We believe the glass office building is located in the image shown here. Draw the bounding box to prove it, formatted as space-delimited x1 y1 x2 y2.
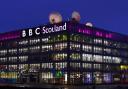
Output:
0 21 128 85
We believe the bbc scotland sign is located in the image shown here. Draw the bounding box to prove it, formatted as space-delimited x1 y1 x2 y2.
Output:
22 22 67 37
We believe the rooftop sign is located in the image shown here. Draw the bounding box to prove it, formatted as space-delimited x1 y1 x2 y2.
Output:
22 22 67 37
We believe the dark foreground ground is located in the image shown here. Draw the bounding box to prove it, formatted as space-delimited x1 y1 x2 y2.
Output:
0 84 128 89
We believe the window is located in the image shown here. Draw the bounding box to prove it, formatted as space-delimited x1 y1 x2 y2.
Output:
9 65 17 71
82 45 92 52
42 63 53 69
0 57 7 62
70 34 82 42
82 54 93 61
9 57 17 62
54 34 67 42
82 63 92 69
70 53 81 60
103 56 112 63
94 64 101 70
19 64 29 73
42 45 53 52
93 55 102 62
19 48 28 53
94 38 102 45
19 56 28 62
94 46 102 54
55 62 67 69
30 38 40 45
103 48 111 54
70 63 80 69
19 40 28 45
112 57 121 63
30 46 40 53
29 64 40 72
70 43 81 51
83 72 92 84
0 50 7 56
8 49 17 55
53 53 67 61
54 43 67 51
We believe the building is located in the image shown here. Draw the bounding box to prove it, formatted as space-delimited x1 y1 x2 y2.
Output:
0 21 128 85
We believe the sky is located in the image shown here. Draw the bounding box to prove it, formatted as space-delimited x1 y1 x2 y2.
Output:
0 0 128 35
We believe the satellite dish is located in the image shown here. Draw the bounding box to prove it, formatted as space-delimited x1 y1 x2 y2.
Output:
71 11 81 22
49 12 62 24
85 22 93 27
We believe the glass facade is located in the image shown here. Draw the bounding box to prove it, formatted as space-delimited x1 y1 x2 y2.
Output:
0 21 128 85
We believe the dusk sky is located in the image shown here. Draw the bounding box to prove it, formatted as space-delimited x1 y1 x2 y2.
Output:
0 0 128 35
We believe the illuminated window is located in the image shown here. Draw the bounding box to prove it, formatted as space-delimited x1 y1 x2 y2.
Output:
94 64 101 70
19 40 28 45
19 56 28 62
93 55 102 62
30 38 40 45
94 46 102 53
19 48 28 53
42 63 53 69
82 54 93 61
9 57 17 62
29 64 40 72
103 48 111 54
70 63 80 68
8 49 17 55
0 57 7 62
70 53 81 60
30 46 40 53
103 56 112 63
112 57 121 63
42 45 53 52
54 43 67 51
53 53 67 61
19 64 29 73
94 38 102 45
70 43 80 51
0 50 7 56
82 63 92 69
82 45 92 52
